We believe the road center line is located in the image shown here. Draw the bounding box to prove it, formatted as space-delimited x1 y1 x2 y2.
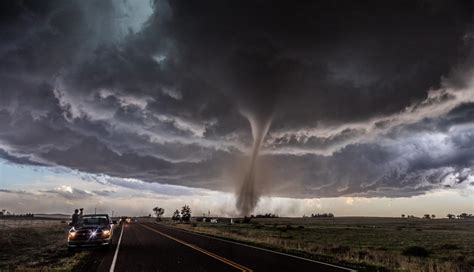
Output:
109 223 125 272
154 222 356 272
139 223 252 272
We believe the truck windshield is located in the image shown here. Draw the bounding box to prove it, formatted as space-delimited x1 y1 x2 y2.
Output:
79 216 109 226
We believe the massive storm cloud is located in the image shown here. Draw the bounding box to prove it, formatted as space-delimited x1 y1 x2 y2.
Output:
1 0 474 214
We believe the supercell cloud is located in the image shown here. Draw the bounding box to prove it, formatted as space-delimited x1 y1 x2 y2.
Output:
1 0 474 213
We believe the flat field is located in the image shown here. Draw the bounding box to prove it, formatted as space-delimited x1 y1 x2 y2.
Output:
0 219 90 271
169 217 474 272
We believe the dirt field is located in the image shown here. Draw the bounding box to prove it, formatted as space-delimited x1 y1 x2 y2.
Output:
168 217 474 272
0 219 90 271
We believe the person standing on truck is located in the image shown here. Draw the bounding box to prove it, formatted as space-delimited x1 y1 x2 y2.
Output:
71 209 79 227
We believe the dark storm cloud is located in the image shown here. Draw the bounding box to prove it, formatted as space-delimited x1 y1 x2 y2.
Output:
0 149 46 166
156 0 470 124
1 0 474 202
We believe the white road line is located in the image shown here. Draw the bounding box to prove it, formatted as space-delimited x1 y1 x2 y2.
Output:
139 223 252 272
109 224 125 272
152 222 356 272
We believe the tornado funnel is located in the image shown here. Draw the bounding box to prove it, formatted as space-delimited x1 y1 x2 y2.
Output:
236 115 272 215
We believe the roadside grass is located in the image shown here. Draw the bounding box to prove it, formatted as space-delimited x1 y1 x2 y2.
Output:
166 217 474 272
0 221 90 271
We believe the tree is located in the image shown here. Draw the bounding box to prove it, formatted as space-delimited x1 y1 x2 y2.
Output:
458 213 473 219
401 214 405 218
423 214 431 219
181 205 191 222
172 209 181 221
431 214 436 219
153 207 165 221
447 214 455 219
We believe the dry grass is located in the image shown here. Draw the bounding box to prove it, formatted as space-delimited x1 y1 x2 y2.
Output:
0 220 89 271
167 217 474 272
0 218 65 229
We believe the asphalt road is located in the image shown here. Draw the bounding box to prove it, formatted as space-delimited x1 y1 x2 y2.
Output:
82 222 355 272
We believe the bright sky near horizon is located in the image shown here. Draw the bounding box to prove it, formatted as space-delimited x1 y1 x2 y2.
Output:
1 160 472 217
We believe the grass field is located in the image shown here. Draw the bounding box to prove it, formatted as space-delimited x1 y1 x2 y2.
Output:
2 217 473 271
0 219 90 271
168 217 474 272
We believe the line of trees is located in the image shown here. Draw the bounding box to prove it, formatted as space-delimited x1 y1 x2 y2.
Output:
310 213 334 218
0 209 34 217
447 213 473 219
254 213 279 218
401 213 473 219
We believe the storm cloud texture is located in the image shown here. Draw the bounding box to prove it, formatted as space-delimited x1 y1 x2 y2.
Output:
1 0 474 213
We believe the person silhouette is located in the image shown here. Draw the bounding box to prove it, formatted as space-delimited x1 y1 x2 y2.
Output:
71 209 79 227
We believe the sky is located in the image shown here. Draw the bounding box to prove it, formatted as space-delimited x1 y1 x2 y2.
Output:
0 0 473 217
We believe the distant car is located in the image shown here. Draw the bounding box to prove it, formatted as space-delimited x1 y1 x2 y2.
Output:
120 216 132 223
68 214 115 251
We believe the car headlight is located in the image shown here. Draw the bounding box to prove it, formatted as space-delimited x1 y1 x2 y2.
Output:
68 231 76 239
102 230 111 236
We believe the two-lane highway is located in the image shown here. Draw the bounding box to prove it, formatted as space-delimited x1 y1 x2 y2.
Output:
84 222 355 272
